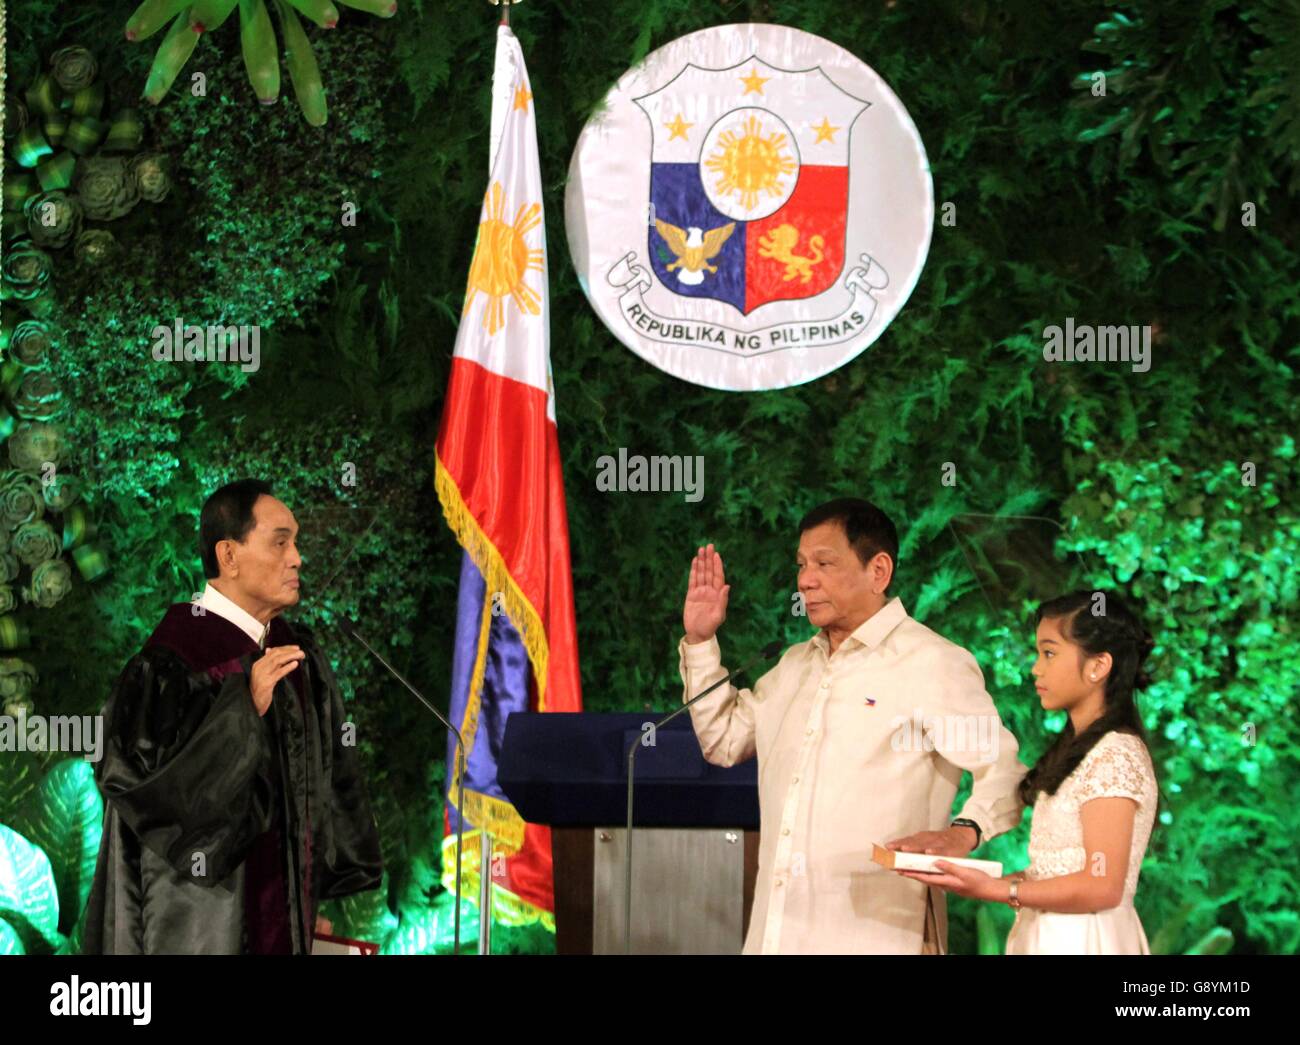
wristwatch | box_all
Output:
[950,818,982,848]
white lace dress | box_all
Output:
[1005,730,1157,955]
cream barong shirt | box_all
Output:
[678,596,1028,954]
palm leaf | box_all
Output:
[0,824,61,953]
[0,917,25,954]
[10,759,104,935]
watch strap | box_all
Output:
[950,817,982,848]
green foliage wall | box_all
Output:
[2,0,1297,953]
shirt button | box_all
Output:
[775,878,784,887]
[782,828,790,836]
[820,681,829,690]
[805,728,814,736]
[792,775,799,783]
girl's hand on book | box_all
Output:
[895,860,1002,901]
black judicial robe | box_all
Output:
[81,604,383,954]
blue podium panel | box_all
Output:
[498,712,760,829]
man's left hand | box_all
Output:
[315,914,333,936]
[894,861,1004,902]
[885,826,976,856]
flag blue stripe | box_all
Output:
[444,549,531,832]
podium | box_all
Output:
[499,712,760,954]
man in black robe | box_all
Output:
[82,479,383,954]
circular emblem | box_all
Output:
[565,24,934,392]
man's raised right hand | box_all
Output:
[683,543,729,645]
[250,645,305,717]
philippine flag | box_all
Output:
[434,23,583,934]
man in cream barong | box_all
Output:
[679,499,1029,954]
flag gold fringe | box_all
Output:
[449,585,495,797]
[435,451,550,710]
[441,829,556,932]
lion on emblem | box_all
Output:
[758,224,826,284]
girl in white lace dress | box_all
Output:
[897,589,1158,954]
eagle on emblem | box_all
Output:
[654,219,737,285]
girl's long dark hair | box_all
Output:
[1018,589,1157,807]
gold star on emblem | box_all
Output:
[812,117,840,143]
[513,85,533,112]
[664,114,693,141]
[739,66,771,95]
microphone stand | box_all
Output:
[623,640,782,954]
[341,620,470,955]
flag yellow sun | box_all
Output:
[705,114,797,211]
[464,182,544,336]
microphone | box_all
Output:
[338,617,470,956]
[622,636,784,954]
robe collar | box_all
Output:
[199,582,270,648]
[146,603,300,672]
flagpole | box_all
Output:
[491,0,518,27]
[467,0,522,958]
[478,830,493,954]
